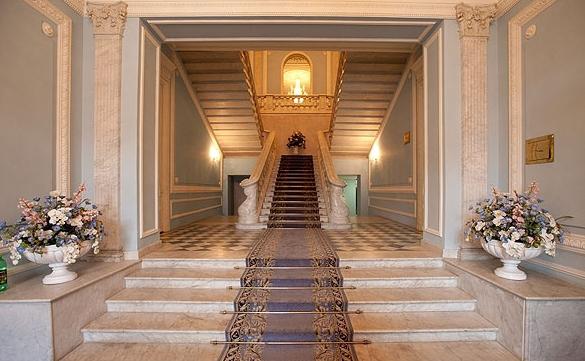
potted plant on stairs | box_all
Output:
[465,182,566,281]
[287,131,306,155]
[0,184,103,285]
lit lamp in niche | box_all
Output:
[209,145,221,162]
[282,53,311,104]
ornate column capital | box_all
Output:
[455,3,497,38]
[86,1,128,36]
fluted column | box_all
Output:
[87,2,128,261]
[456,3,496,255]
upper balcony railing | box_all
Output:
[257,94,334,114]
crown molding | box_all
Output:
[64,0,85,15]
[73,0,497,18]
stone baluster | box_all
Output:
[87,1,128,261]
[456,3,496,257]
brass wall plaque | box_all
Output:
[526,134,554,164]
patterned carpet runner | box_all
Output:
[268,155,321,229]
[219,229,358,361]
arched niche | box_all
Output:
[281,52,313,95]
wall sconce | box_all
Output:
[369,143,380,162]
[209,146,221,161]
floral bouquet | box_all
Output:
[465,182,564,258]
[0,184,103,265]
[287,131,306,149]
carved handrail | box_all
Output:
[240,51,265,142]
[317,131,351,228]
[328,51,347,144]
[237,131,277,228]
[257,95,334,114]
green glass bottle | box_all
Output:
[0,254,7,292]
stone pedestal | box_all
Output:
[87,2,128,261]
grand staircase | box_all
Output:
[264,155,323,229]
[62,244,518,361]
[177,51,263,154]
[329,51,409,155]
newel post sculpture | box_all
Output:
[456,3,497,258]
[237,181,259,226]
[87,1,128,260]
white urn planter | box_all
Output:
[23,242,91,285]
[481,240,543,281]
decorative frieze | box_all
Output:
[257,95,333,114]
[87,1,128,260]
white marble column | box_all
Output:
[456,3,496,256]
[87,1,128,261]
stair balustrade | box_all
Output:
[317,130,351,229]
[328,51,347,145]
[236,131,277,229]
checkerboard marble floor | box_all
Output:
[160,223,262,252]
[326,220,422,252]
[159,218,421,253]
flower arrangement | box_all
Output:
[465,182,564,258]
[287,131,306,149]
[0,185,103,265]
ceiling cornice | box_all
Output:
[65,0,505,19]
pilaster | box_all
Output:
[87,1,128,261]
[456,3,496,257]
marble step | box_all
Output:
[267,220,322,228]
[342,268,458,288]
[62,341,520,361]
[106,288,238,313]
[345,287,476,312]
[350,311,498,342]
[265,195,324,202]
[82,312,230,343]
[141,257,245,269]
[261,207,326,216]
[259,214,327,223]
[125,268,242,288]
[264,201,325,208]
[61,343,225,361]
[353,341,520,361]
[81,311,496,344]
[340,256,444,268]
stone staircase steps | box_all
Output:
[342,267,459,288]
[340,256,444,268]
[81,310,497,344]
[106,288,238,313]
[351,311,498,342]
[141,257,245,269]
[81,312,230,343]
[346,287,477,312]
[124,268,241,288]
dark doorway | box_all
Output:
[228,175,249,216]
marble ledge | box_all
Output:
[445,259,585,301]
[0,259,139,303]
